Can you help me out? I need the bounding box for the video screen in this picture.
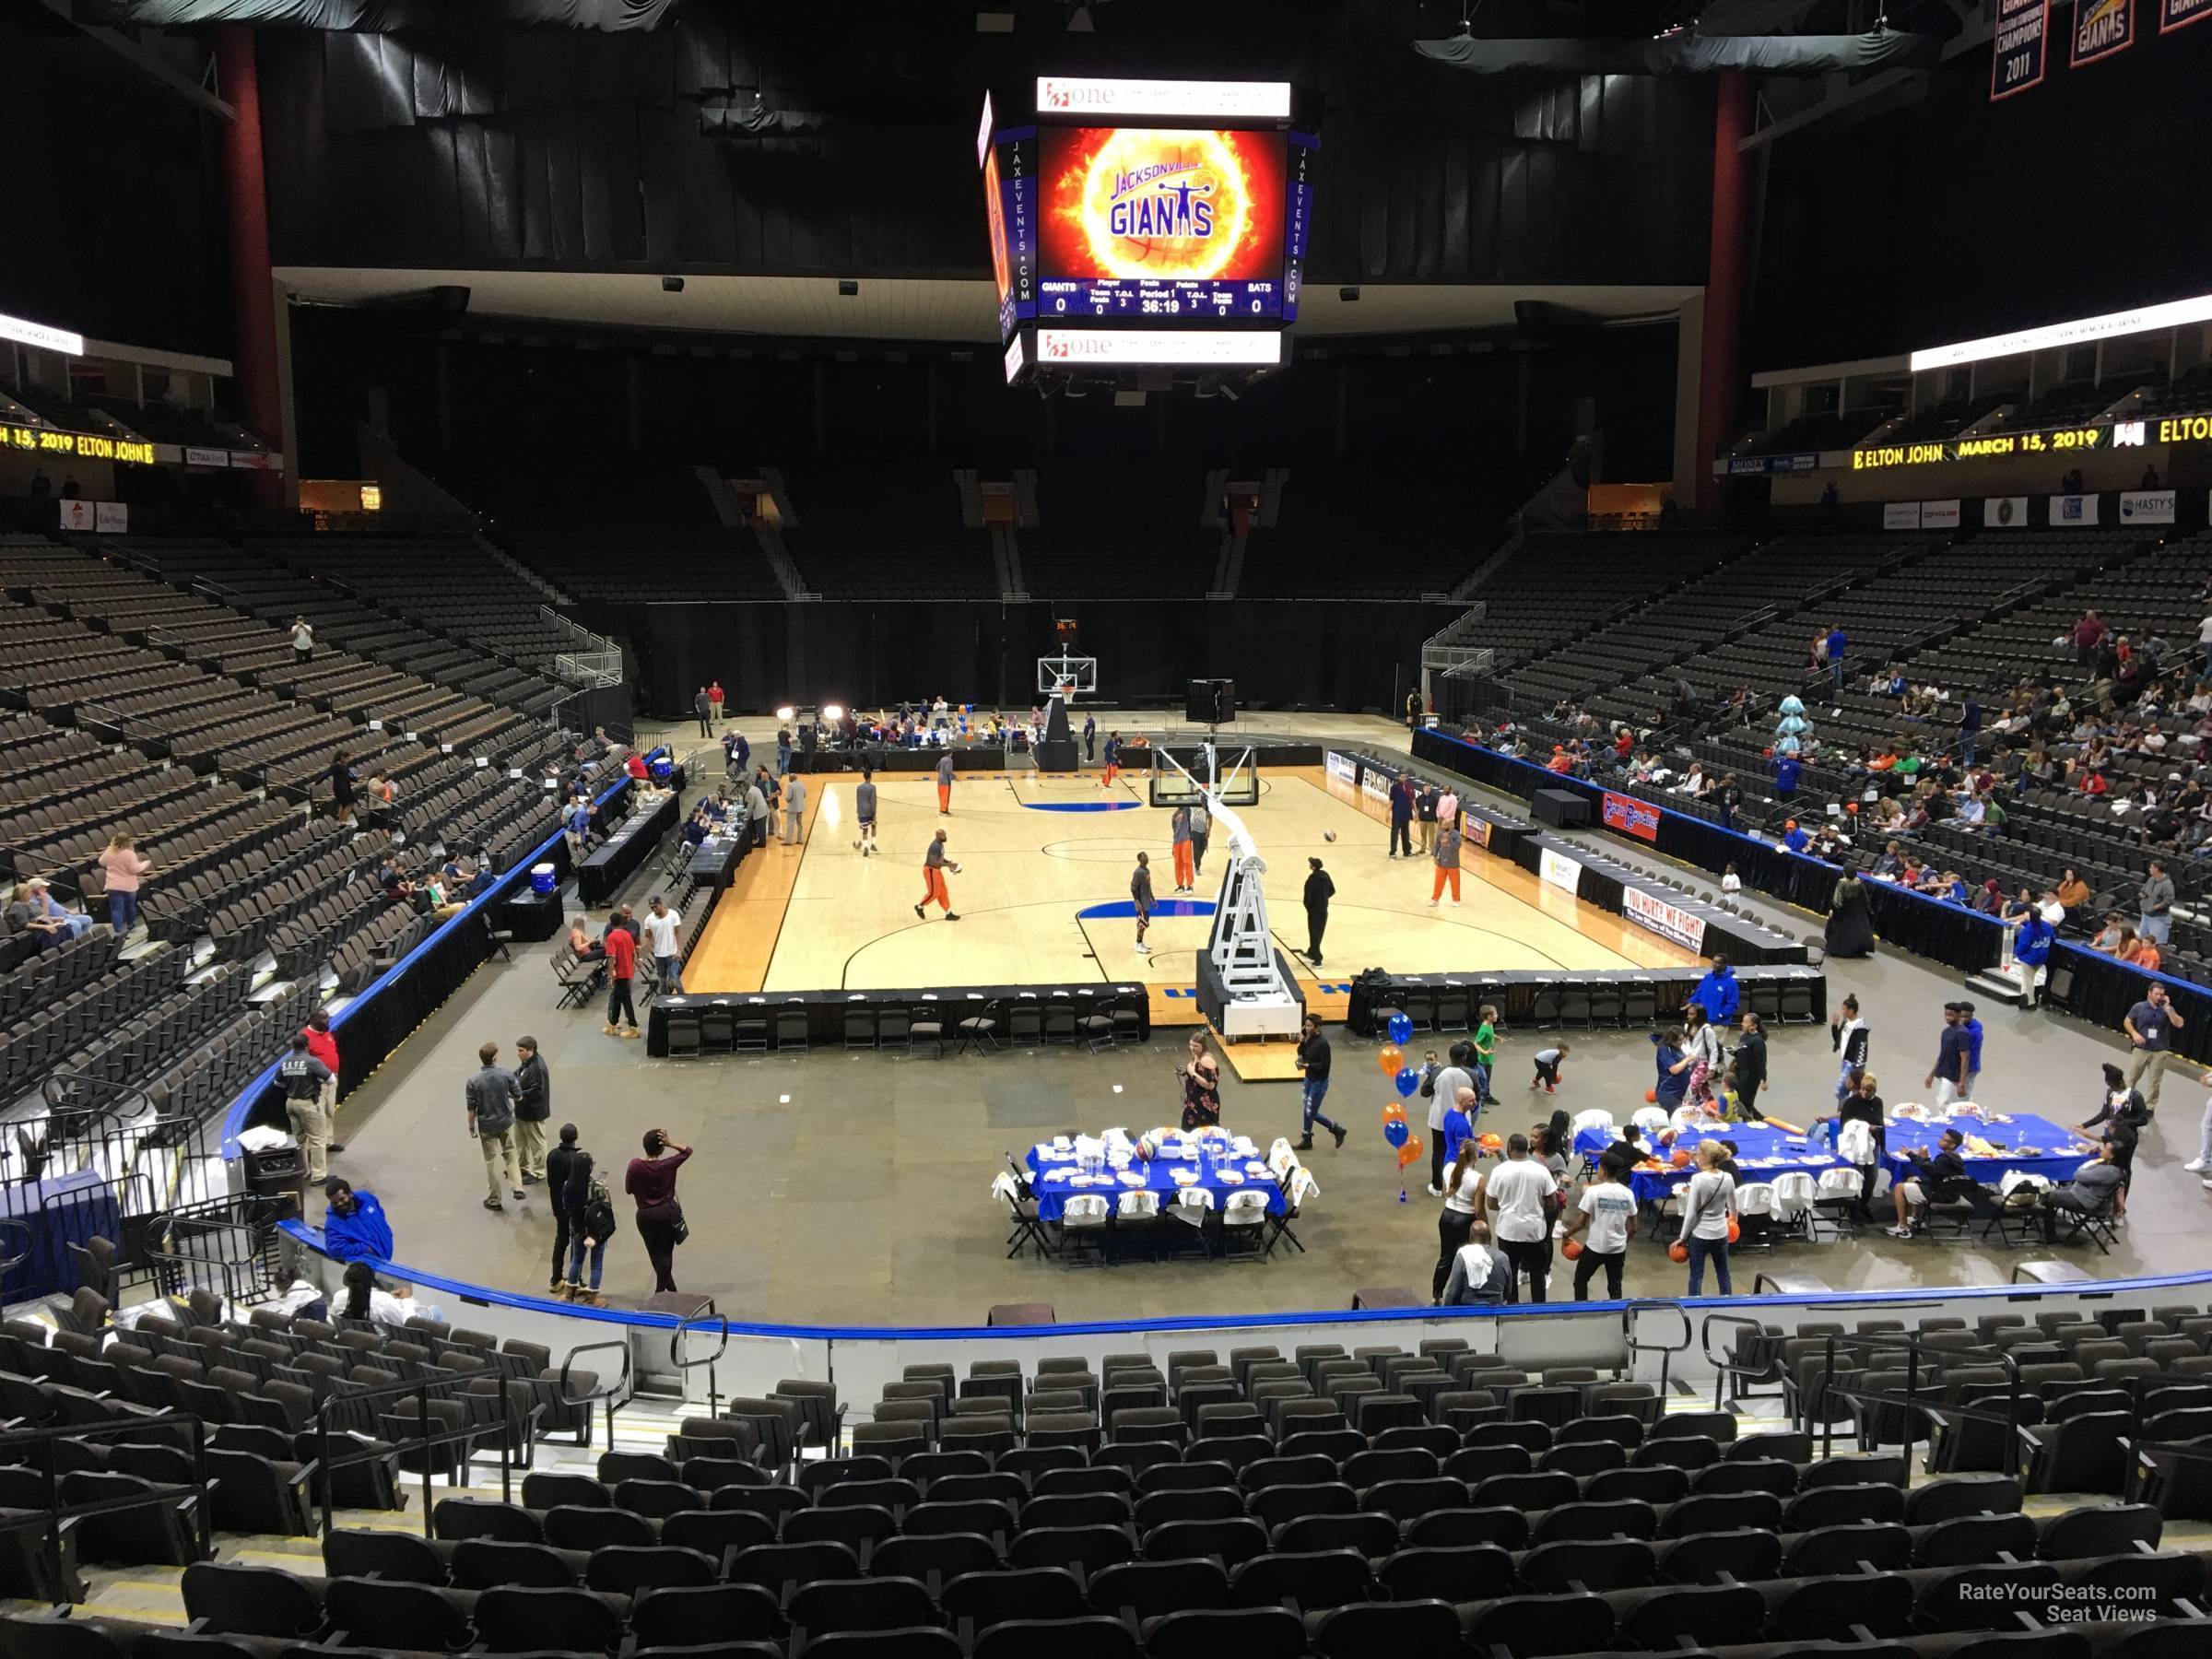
[1037,126,1289,322]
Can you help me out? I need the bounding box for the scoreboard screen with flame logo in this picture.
[1036,127,1296,323]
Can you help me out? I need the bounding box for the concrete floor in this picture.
[322,712,2212,1327]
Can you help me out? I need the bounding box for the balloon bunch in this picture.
[1376,1012,1424,1199]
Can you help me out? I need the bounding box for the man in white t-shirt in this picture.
[640,895,684,995]
[1565,1162,1637,1300]
[1483,1134,1559,1302]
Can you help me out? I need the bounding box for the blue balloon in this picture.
[1383,1118,1410,1148]
[1387,1013,1415,1046]
[1394,1067,1420,1099]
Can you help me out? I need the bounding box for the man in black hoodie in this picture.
[544,1124,582,1294]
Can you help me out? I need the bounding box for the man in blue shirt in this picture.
[1924,1005,1973,1109]
[1081,711,1097,762]
[563,796,594,863]
[1690,956,1739,1026]
[1959,999,1984,1099]
[1773,753,1801,797]
[1826,625,1847,690]
[2014,906,2054,1006]
[1958,695,1983,769]
[1783,819,1811,854]
[323,1179,394,1264]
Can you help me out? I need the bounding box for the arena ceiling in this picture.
[275,267,1698,344]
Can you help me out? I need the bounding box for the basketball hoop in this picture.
[1036,653,1099,702]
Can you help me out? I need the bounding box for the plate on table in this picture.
[1170,1167,1199,1185]
[1037,1165,1076,1182]
[1117,1171,1146,1188]
[1246,1161,1272,1177]
[1218,1171,1245,1185]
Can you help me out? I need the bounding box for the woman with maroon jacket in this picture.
[626,1128,692,1294]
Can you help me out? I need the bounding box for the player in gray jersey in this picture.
[852,769,879,856]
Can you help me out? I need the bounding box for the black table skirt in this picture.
[649,982,1153,1055]
[1344,964,1827,1038]
[578,786,679,909]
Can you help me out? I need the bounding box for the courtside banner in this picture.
[1463,817,1492,853]
[1993,0,2051,98]
[2072,0,2136,65]
[1323,751,1360,807]
[1624,886,1709,954]
[2163,0,2212,29]
[1601,791,1662,843]
[1539,847,1583,894]
[1357,762,1392,824]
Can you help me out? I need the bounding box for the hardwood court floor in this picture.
[684,765,1700,1001]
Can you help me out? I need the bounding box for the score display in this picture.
[1036,126,1302,322]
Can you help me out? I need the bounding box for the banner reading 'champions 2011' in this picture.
[1994,0,2207,101]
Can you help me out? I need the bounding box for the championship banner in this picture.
[1992,0,2051,99]
[2071,0,2136,65]
[1539,847,1583,895]
[2119,488,2175,524]
[1921,499,1961,529]
[1623,886,1708,954]
[1882,501,1922,530]
[2163,0,2212,30]
[2049,493,2101,525]
[1983,495,2030,527]
[1601,790,1661,843]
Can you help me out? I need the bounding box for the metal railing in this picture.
[1621,1298,1692,1396]
[312,1366,523,1538]
[673,1313,731,1421]
[559,1338,636,1453]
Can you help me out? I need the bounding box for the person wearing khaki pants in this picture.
[513,1036,552,1184]
[276,1034,335,1184]
[2122,986,2183,1114]
[465,1042,525,1211]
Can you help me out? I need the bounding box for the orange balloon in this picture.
[1378,1044,1406,1077]
[1671,1147,1692,1169]
[1561,1238,1584,1261]
[1668,1241,1690,1264]
[1397,1135,1424,1169]
[1644,1088,1658,1105]
[1726,1218,1742,1244]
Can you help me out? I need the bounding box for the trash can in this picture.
[245,1145,306,1210]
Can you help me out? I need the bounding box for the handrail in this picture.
[672,1313,731,1419]
[559,1337,635,1452]
[1698,1311,1774,1411]
[1812,1324,2025,1465]
[1622,1299,1691,1395]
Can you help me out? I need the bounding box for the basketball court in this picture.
[683,759,1703,1043]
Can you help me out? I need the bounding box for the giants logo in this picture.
[1106,160,1215,240]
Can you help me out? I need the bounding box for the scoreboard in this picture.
[982,76,1319,377]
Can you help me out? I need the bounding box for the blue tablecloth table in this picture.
[1573,1112,2083,1206]
[1026,1132,1287,1223]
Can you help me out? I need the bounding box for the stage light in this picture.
[775,705,796,722]
[822,703,846,723]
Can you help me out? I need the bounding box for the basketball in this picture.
[1668,1241,1690,1264]
[1671,1147,1691,1168]
[1323,830,1335,841]
[1727,1218,1742,1244]
[1561,1238,1583,1261]
[1644,1088,1657,1104]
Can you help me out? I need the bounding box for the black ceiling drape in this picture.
[1415,29,1943,76]
[76,0,675,29]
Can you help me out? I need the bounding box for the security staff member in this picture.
[1301,857,1335,966]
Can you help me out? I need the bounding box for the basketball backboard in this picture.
[1036,653,1099,700]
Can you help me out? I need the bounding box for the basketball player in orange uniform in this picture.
[935,751,955,816]
[1100,731,1121,788]
[1170,803,1195,892]
[915,829,961,921]
[1429,822,1463,907]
